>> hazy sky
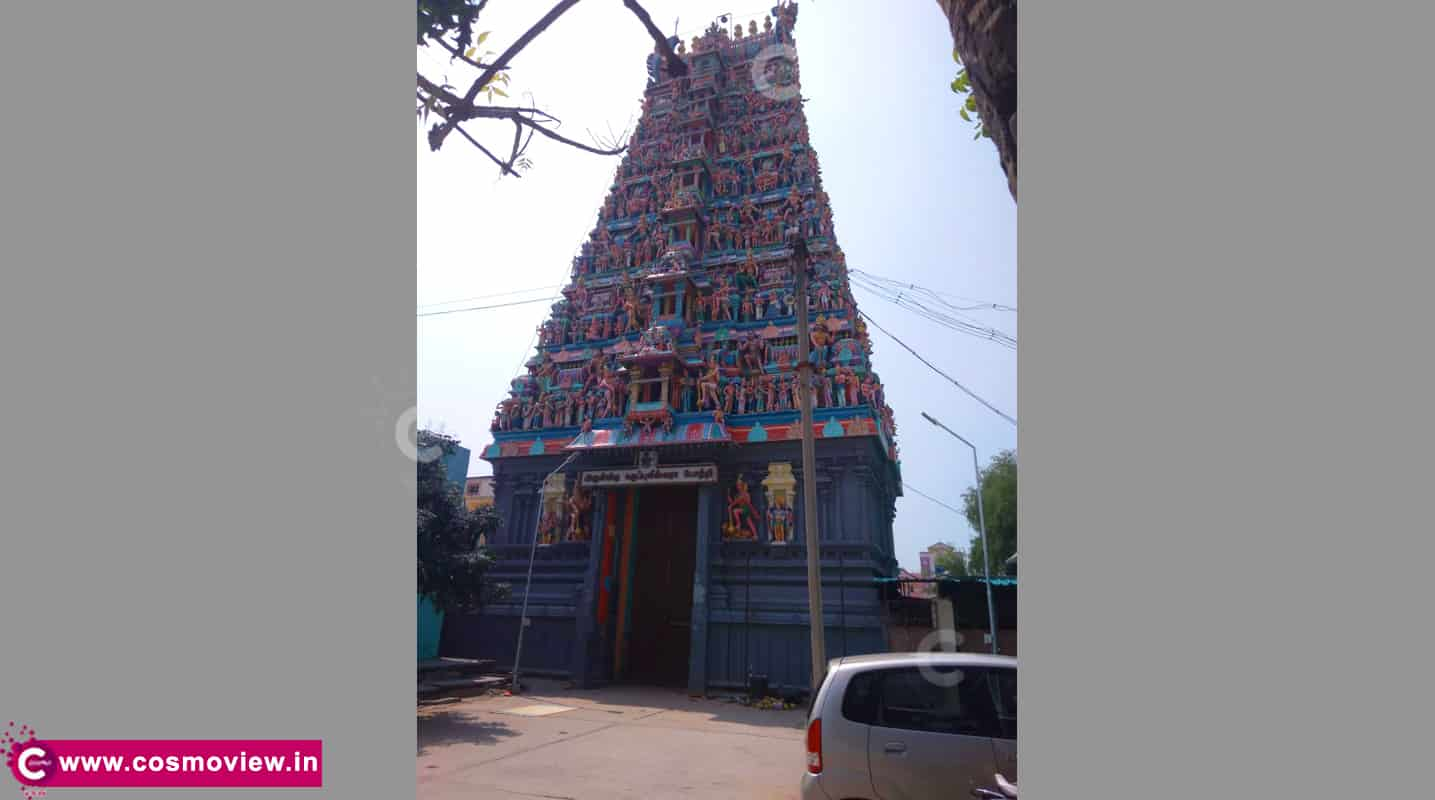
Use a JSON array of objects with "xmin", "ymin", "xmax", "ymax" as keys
[{"xmin": 417, "ymin": 0, "xmax": 1016, "ymax": 572}]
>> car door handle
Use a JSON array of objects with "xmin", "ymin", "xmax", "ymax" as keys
[{"xmin": 883, "ymin": 741, "xmax": 906, "ymax": 754}]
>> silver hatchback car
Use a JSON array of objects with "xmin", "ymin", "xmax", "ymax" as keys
[{"xmin": 801, "ymin": 652, "xmax": 1017, "ymax": 800}]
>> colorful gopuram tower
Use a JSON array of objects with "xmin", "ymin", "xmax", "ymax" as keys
[{"xmin": 448, "ymin": 2, "xmax": 903, "ymax": 693}]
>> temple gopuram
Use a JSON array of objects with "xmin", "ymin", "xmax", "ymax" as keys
[{"xmin": 444, "ymin": 2, "xmax": 903, "ymax": 693}]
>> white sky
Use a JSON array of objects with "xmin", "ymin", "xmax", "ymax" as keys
[{"xmin": 417, "ymin": 0, "xmax": 1016, "ymax": 573}]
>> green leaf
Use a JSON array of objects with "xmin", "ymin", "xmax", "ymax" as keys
[
  {"xmin": 959, "ymin": 107, "xmax": 971, "ymax": 122},
  {"xmin": 477, "ymin": 31, "xmax": 491, "ymax": 47},
  {"xmin": 464, "ymin": 46, "xmax": 476, "ymax": 59},
  {"xmin": 953, "ymin": 48, "xmax": 961, "ymax": 64},
  {"xmin": 951, "ymin": 78, "xmax": 961, "ymax": 93},
  {"xmin": 491, "ymin": 86, "xmax": 508, "ymax": 98}
]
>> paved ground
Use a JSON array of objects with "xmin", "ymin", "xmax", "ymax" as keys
[{"xmin": 418, "ymin": 679, "xmax": 807, "ymax": 799}]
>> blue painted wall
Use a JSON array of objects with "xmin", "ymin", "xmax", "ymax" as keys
[
  {"xmin": 419, "ymin": 443, "xmax": 470, "ymax": 661},
  {"xmin": 418, "ymin": 595, "xmax": 444, "ymax": 660},
  {"xmin": 446, "ymin": 436, "xmax": 900, "ymax": 690}
]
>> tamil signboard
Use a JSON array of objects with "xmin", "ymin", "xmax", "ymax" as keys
[{"xmin": 579, "ymin": 463, "xmax": 718, "ymax": 488}]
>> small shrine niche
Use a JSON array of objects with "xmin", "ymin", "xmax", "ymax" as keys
[
  {"xmin": 537, "ymin": 471, "xmax": 568, "ymax": 546},
  {"xmin": 565, "ymin": 483, "xmax": 592, "ymax": 542},
  {"xmin": 643, "ymin": 257, "xmax": 697, "ymax": 326},
  {"xmin": 670, "ymin": 220, "xmax": 699, "ymax": 248},
  {"xmin": 762, "ymin": 462, "xmax": 797, "ymax": 544},
  {"xmin": 618, "ymin": 324, "xmax": 683, "ymax": 436}
]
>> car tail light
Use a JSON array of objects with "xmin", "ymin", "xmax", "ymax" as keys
[{"xmin": 806, "ymin": 718, "xmax": 822, "ymax": 774}]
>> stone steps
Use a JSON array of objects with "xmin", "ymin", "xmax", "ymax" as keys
[
  {"xmin": 418, "ymin": 658, "xmax": 505, "ymax": 700},
  {"xmin": 417, "ymin": 657, "xmax": 494, "ymax": 676},
  {"xmin": 419, "ymin": 675, "xmax": 508, "ymax": 699}
]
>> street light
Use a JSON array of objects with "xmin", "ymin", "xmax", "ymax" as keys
[
  {"xmin": 511, "ymin": 450, "xmax": 581, "ymax": 692},
  {"xmin": 920, "ymin": 411, "xmax": 998, "ymax": 655}
]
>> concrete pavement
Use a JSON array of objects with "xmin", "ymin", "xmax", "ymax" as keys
[{"xmin": 418, "ymin": 679, "xmax": 807, "ymax": 799}]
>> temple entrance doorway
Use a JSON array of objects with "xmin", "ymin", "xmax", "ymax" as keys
[{"xmin": 622, "ymin": 485, "xmax": 699, "ymax": 687}]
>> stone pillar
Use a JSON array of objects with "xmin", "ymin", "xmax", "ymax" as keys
[
  {"xmin": 571, "ymin": 489, "xmax": 609, "ymax": 687},
  {"xmin": 687, "ymin": 485, "xmax": 716, "ymax": 695},
  {"xmin": 494, "ymin": 474, "xmax": 516, "ymax": 543},
  {"xmin": 935, "ymin": 596, "xmax": 958, "ymax": 653}
]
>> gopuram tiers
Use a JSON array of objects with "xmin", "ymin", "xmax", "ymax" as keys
[
  {"xmin": 485, "ymin": 5, "xmax": 898, "ymax": 470},
  {"xmin": 460, "ymin": 3, "xmax": 904, "ymax": 693}
]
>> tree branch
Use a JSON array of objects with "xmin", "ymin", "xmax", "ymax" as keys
[
  {"xmin": 418, "ymin": 0, "xmax": 670, "ymax": 163},
  {"xmin": 432, "ymin": 35, "xmax": 501, "ymax": 71},
  {"xmin": 622, "ymin": 0, "xmax": 687, "ymax": 77},
  {"xmin": 455, "ymin": 124, "xmax": 522, "ymax": 177},
  {"xmin": 507, "ymin": 110, "xmax": 625, "ymax": 155},
  {"xmin": 430, "ymin": 0, "xmax": 583, "ymax": 151},
  {"xmin": 417, "ymin": 73, "xmax": 560, "ymax": 125}
]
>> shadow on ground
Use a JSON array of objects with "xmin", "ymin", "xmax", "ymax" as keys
[
  {"xmin": 417, "ymin": 703, "xmax": 521, "ymax": 756},
  {"xmin": 519, "ymin": 679, "xmax": 806, "ymax": 733}
]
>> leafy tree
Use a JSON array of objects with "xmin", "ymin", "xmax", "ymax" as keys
[
  {"xmin": 934, "ymin": 547, "xmax": 970, "ymax": 577},
  {"xmin": 417, "ymin": 430, "xmax": 508, "ymax": 613},
  {"xmin": 950, "ymin": 51, "xmax": 990, "ymax": 141},
  {"xmin": 962, "ymin": 450, "xmax": 1016, "ymax": 577},
  {"xmin": 416, "ymin": 0, "xmax": 688, "ymax": 176}
]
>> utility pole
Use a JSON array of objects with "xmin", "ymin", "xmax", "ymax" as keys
[{"xmin": 791, "ymin": 231, "xmax": 826, "ymax": 689}]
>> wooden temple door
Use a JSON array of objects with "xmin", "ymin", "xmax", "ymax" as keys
[{"xmin": 624, "ymin": 486, "xmax": 699, "ymax": 686}]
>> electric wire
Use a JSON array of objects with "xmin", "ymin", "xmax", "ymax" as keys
[
  {"xmin": 849, "ymin": 272, "xmax": 1016, "ymax": 349},
  {"xmin": 901, "ymin": 482, "xmax": 965, "ymax": 517},
  {"xmin": 850, "ymin": 269, "xmax": 1016, "ymax": 313},
  {"xmin": 418, "ymin": 283, "xmax": 565, "ymax": 310},
  {"xmin": 859, "ymin": 310, "xmax": 1017, "ymax": 427},
  {"xmin": 416, "ymin": 295, "xmax": 561, "ymax": 317}
]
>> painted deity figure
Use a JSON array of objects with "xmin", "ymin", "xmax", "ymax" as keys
[
  {"xmin": 698, "ymin": 358, "xmax": 722, "ymax": 411},
  {"xmin": 767, "ymin": 494, "xmax": 793, "ymax": 544},
  {"xmin": 675, "ymin": 370, "xmax": 692, "ymax": 412},
  {"xmin": 566, "ymin": 486, "xmax": 592, "ymax": 542},
  {"xmin": 724, "ymin": 477, "xmax": 760, "ymax": 540},
  {"xmin": 623, "ymin": 289, "xmax": 644, "ymax": 332},
  {"xmin": 596, "ymin": 368, "xmax": 621, "ymax": 417},
  {"xmin": 842, "ymin": 367, "xmax": 861, "ymax": 406},
  {"xmin": 737, "ymin": 252, "xmax": 759, "ymax": 290},
  {"xmin": 809, "ymin": 324, "xmax": 831, "ymax": 367},
  {"xmin": 537, "ymin": 509, "xmax": 561, "ymax": 546},
  {"xmin": 815, "ymin": 280, "xmax": 833, "ymax": 310},
  {"xmin": 742, "ymin": 332, "xmax": 767, "ymax": 373}
]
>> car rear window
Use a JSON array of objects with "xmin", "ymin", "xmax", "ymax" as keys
[
  {"xmin": 990, "ymin": 667, "xmax": 1016, "ymax": 740},
  {"xmin": 841, "ymin": 665, "xmax": 1008, "ymax": 737},
  {"xmin": 841, "ymin": 670, "xmax": 882, "ymax": 725}
]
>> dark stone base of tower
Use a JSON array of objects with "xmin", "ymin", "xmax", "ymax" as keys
[
  {"xmin": 445, "ymin": 3, "xmax": 905, "ymax": 693},
  {"xmin": 442, "ymin": 431, "xmax": 900, "ymax": 693}
]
